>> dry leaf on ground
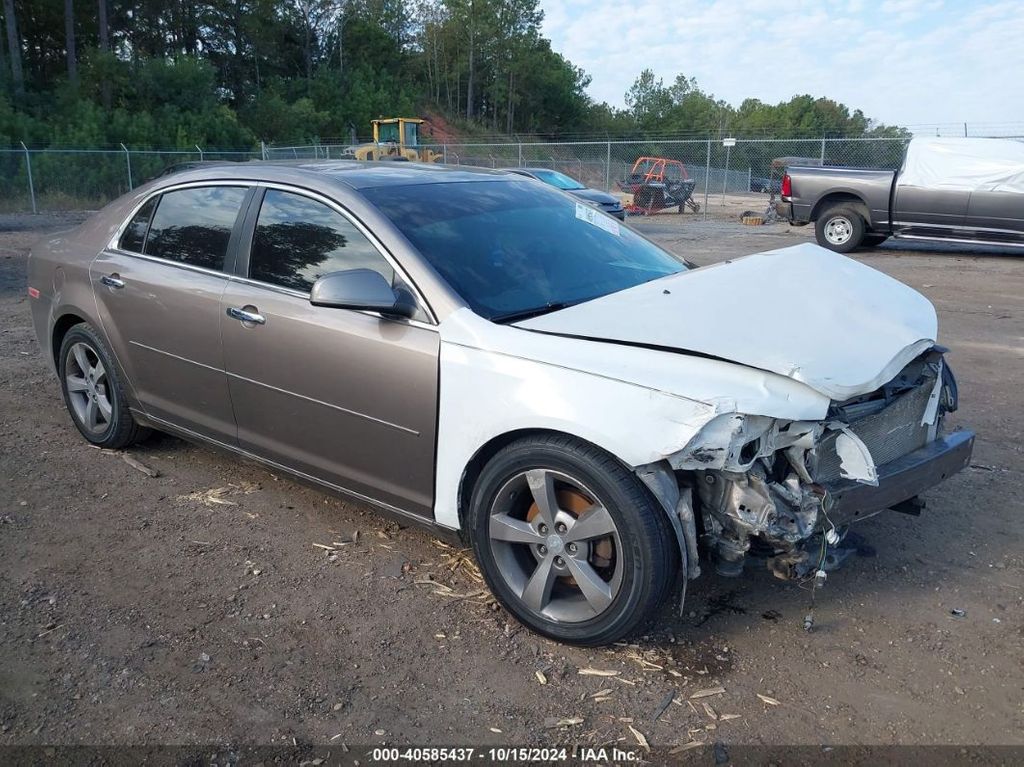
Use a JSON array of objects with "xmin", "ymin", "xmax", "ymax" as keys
[
  {"xmin": 627, "ymin": 724, "xmax": 650, "ymax": 751},
  {"xmin": 578, "ymin": 668, "xmax": 620, "ymax": 677},
  {"xmin": 689, "ymin": 687, "xmax": 726, "ymax": 699}
]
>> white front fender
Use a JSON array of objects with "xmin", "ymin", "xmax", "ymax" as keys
[{"xmin": 432, "ymin": 309, "xmax": 831, "ymax": 530}]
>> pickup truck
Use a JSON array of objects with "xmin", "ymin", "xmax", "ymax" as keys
[{"xmin": 779, "ymin": 137, "xmax": 1024, "ymax": 252}]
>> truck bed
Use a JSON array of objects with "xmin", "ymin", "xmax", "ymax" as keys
[{"xmin": 784, "ymin": 166, "xmax": 896, "ymax": 230}]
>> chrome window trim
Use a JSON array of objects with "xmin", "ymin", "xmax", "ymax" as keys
[
  {"xmin": 107, "ymin": 179, "xmax": 256, "ymax": 254},
  {"xmin": 100, "ymin": 247, "xmax": 234, "ymax": 281},
  {"xmin": 254, "ymin": 182, "xmax": 438, "ymax": 325},
  {"xmin": 108, "ymin": 178, "xmax": 439, "ymax": 326}
]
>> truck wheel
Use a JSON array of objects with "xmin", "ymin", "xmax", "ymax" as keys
[{"xmin": 815, "ymin": 206, "xmax": 865, "ymax": 253}]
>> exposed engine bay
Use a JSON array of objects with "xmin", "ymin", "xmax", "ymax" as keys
[{"xmin": 664, "ymin": 348, "xmax": 959, "ymax": 581}]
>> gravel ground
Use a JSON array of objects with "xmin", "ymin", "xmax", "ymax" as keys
[{"xmin": 0, "ymin": 210, "xmax": 1021, "ymax": 750}]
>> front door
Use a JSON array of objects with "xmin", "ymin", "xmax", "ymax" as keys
[
  {"xmin": 965, "ymin": 191, "xmax": 1024, "ymax": 242},
  {"xmin": 91, "ymin": 184, "xmax": 252, "ymax": 442},
  {"xmin": 220, "ymin": 188, "xmax": 439, "ymax": 517}
]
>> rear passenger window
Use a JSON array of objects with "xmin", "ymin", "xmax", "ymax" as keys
[
  {"xmin": 118, "ymin": 197, "xmax": 156, "ymax": 253},
  {"xmin": 249, "ymin": 190, "xmax": 394, "ymax": 293},
  {"xmin": 144, "ymin": 186, "xmax": 247, "ymax": 270}
]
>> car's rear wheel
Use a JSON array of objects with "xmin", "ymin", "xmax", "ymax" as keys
[
  {"xmin": 58, "ymin": 323, "xmax": 148, "ymax": 449},
  {"xmin": 815, "ymin": 205, "xmax": 865, "ymax": 253},
  {"xmin": 468, "ymin": 435, "xmax": 678, "ymax": 646}
]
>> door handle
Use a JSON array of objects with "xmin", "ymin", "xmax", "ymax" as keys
[
  {"xmin": 101, "ymin": 274, "xmax": 125, "ymax": 289},
  {"xmin": 226, "ymin": 306, "xmax": 266, "ymax": 325}
]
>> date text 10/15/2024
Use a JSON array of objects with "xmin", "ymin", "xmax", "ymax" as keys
[{"xmin": 369, "ymin": 746, "xmax": 642, "ymax": 762}]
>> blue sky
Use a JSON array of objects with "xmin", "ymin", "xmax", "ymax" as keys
[{"xmin": 540, "ymin": 0, "xmax": 1024, "ymax": 130}]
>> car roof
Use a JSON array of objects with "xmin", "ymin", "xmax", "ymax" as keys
[{"xmin": 154, "ymin": 160, "xmax": 515, "ymax": 191}]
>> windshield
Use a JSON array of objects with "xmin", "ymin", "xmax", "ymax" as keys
[
  {"xmin": 363, "ymin": 180, "xmax": 687, "ymax": 321},
  {"xmin": 530, "ymin": 169, "xmax": 585, "ymax": 190}
]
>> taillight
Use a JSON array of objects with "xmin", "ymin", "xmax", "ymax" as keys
[
  {"xmin": 27, "ymin": 287, "xmax": 40, "ymax": 299},
  {"xmin": 781, "ymin": 173, "xmax": 792, "ymax": 198}
]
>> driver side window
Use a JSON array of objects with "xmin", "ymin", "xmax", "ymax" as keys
[{"xmin": 249, "ymin": 190, "xmax": 394, "ymax": 293}]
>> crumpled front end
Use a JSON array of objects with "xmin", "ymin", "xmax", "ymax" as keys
[{"xmin": 667, "ymin": 348, "xmax": 971, "ymax": 579}]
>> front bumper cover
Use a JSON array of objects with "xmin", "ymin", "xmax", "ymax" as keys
[{"xmin": 822, "ymin": 430, "xmax": 975, "ymax": 525}]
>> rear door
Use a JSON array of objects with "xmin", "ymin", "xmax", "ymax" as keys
[
  {"xmin": 91, "ymin": 184, "xmax": 252, "ymax": 442},
  {"xmin": 220, "ymin": 187, "xmax": 439, "ymax": 517}
]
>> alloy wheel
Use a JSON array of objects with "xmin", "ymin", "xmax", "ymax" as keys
[
  {"xmin": 64, "ymin": 341, "xmax": 113, "ymax": 436},
  {"xmin": 487, "ymin": 468, "xmax": 623, "ymax": 623}
]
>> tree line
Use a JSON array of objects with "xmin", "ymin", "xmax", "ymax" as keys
[{"xmin": 0, "ymin": 0, "xmax": 908, "ymax": 150}]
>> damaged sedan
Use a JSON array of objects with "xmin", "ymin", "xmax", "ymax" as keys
[{"xmin": 28, "ymin": 162, "xmax": 973, "ymax": 646}]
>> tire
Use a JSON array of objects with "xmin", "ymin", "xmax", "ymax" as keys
[
  {"xmin": 861, "ymin": 234, "xmax": 888, "ymax": 247},
  {"xmin": 815, "ymin": 205, "xmax": 865, "ymax": 253},
  {"xmin": 468, "ymin": 435, "xmax": 679, "ymax": 646},
  {"xmin": 58, "ymin": 322, "xmax": 149, "ymax": 449},
  {"xmin": 633, "ymin": 187, "xmax": 653, "ymax": 211}
]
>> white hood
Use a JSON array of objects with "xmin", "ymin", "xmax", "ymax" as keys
[{"xmin": 516, "ymin": 243, "xmax": 938, "ymax": 401}]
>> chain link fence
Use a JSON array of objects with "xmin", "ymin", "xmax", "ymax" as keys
[
  {"xmin": 257, "ymin": 136, "xmax": 913, "ymax": 218},
  {"xmin": 6, "ymin": 134, "xmax": 1013, "ymax": 215},
  {"xmin": 0, "ymin": 146, "xmax": 262, "ymax": 214}
]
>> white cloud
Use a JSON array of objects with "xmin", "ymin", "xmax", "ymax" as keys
[{"xmin": 540, "ymin": 0, "xmax": 1024, "ymax": 129}]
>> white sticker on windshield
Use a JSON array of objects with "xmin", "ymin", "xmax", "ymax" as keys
[{"xmin": 575, "ymin": 202, "xmax": 621, "ymax": 236}]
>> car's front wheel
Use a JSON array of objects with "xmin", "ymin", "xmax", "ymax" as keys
[
  {"xmin": 468, "ymin": 435, "xmax": 678, "ymax": 646},
  {"xmin": 58, "ymin": 323, "xmax": 149, "ymax": 449}
]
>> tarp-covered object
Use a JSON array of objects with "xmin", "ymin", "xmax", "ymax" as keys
[{"xmin": 900, "ymin": 137, "xmax": 1024, "ymax": 193}]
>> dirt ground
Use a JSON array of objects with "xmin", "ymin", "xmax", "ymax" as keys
[{"xmin": 0, "ymin": 210, "xmax": 1021, "ymax": 752}]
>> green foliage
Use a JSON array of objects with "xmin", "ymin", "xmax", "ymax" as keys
[
  {"xmin": 620, "ymin": 70, "xmax": 910, "ymax": 141},
  {"xmin": 0, "ymin": 0, "xmax": 906, "ymax": 152}
]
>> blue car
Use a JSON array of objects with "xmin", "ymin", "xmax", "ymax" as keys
[{"xmin": 508, "ymin": 168, "xmax": 626, "ymax": 220}]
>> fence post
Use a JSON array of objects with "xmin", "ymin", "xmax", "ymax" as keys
[
  {"xmin": 196, "ymin": 144, "xmax": 204, "ymax": 161},
  {"xmin": 121, "ymin": 143, "xmax": 133, "ymax": 190},
  {"xmin": 747, "ymin": 167, "xmax": 751, "ymax": 193},
  {"xmin": 703, "ymin": 139, "xmax": 711, "ymax": 221},
  {"xmin": 722, "ymin": 143, "xmax": 731, "ymax": 203},
  {"xmin": 261, "ymin": 140, "xmax": 267, "ymax": 161},
  {"xmin": 443, "ymin": 144, "xmax": 448, "ymax": 165},
  {"xmin": 605, "ymin": 141, "xmax": 611, "ymax": 192},
  {"xmin": 820, "ymin": 136, "xmax": 826, "ymax": 164},
  {"xmin": 20, "ymin": 142, "xmax": 37, "ymax": 214},
  {"xmin": 517, "ymin": 142, "xmax": 522, "ymax": 167}
]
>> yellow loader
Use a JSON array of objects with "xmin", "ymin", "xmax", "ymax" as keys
[{"xmin": 343, "ymin": 118, "xmax": 443, "ymax": 162}]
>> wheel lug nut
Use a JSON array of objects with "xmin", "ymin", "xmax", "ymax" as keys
[
  {"xmin": 556, "ymin": 522, "xmax": 567, "ymax": 534},
  {"xmin": 538, "ymin": 545, "xmax": 548, "ymax": 555},
  {"xmin": 567, "ymin": 543, "xmax": 577, "ymax": 554},
  {"xmin": 538, "ymin": 524, "xmax": 548, "ymax": 534},
  {"xmin": 554, "ymin": 556, "xmax": 564, "ymax": 566}
]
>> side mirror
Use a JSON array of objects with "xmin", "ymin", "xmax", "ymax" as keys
[{"xmin": 310, "ymin": 269, "xmax": 417, "ymax": 319}]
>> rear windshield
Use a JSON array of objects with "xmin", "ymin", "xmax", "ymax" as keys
[{"xmin": 362, "ymin": 180, "xmax": 686, "ymax": 321}]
